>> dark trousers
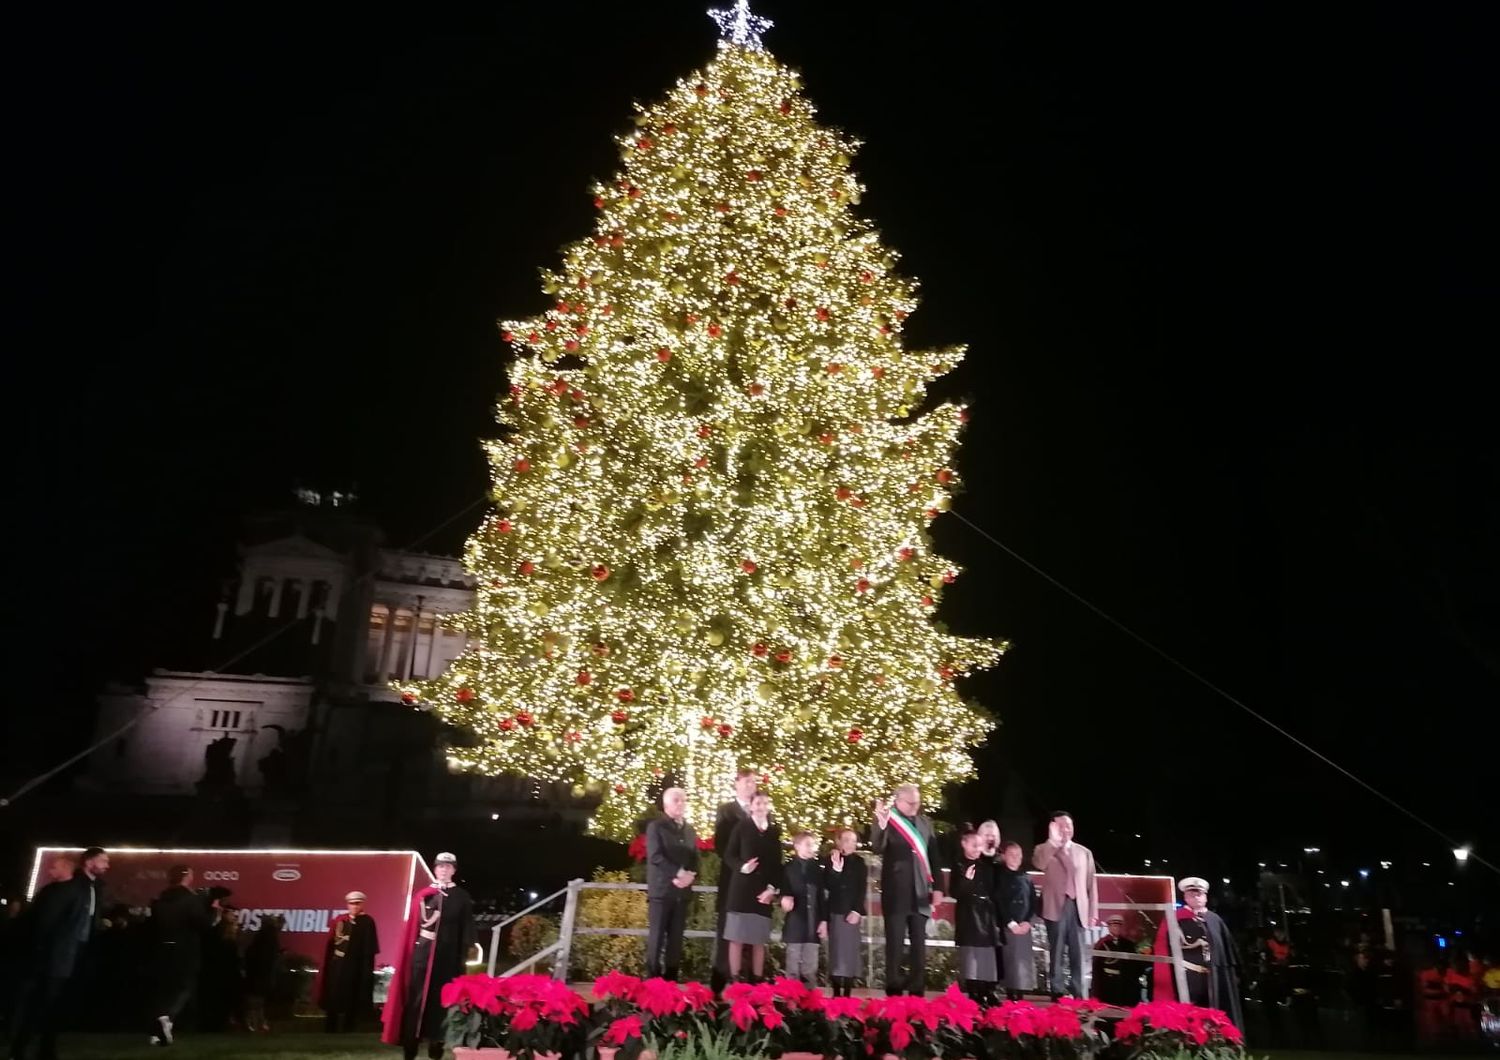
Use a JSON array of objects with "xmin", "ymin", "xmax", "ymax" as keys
[
  {"xmin": 152, "ymin": 955, "xmax": 197, "ymax": 1021},
  {"xmin": 1045, "ymin": 898, "xmax": 1085, "ymax": 998},
  {"xmin": 9, "ymin": 975, "xmax": 67, "ymax": 1060},
  {"xmin": 884, "ymin": 912, "xmax": 927, "ymax": 995},
  {"xmin": 646, "ymin": 893, "xmax": 690, "ymax": 979}
]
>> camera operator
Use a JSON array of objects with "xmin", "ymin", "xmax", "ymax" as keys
[{"xmin": 148, "ymin": 865, "xmax": 218, "ymax": 1046}]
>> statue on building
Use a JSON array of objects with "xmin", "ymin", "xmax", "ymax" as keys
[{"xmin": 199, "ymin": 735, "xmax": 238, "ymax": 793}]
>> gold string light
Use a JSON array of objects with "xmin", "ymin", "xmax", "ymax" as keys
[{"xmin": 399, "ymin": 36, "xmax": 1007, "ymax": 839}]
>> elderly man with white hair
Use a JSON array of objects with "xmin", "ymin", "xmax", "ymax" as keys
[
  {"xmin": 644, "ymin": 786, "xmax": 700, "ymax": 980},
  {"xmin": 873, "ymin": 783, "xmax": 944, "ymax": 995}
]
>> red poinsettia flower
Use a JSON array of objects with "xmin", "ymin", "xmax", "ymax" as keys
[
  {"xmin": 593, "ymin": 970, "xmax": 641, "ymax": 1003},
  {"xmin": 605, "ymin": 1015, "xmax": 643, "ymax": 1045},
  {"xmin": 626, "ymin": 833, "xmax": 647, "ymax": 862}
]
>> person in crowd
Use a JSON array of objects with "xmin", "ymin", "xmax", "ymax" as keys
[
  {"xmin": 1032, "ymin": 811, "xmax": 1097, "ymax": 999},
  {"xmin": 780, "ymin": 831, "xmax": 824, "ymax": 986},
  {"xmin": 43, "ymin": 859, "xmax": 74, "ymax": 887},
  {"xmin": 722, "ymin": 790, "xmax": 782, "ymax": 983},
  {"xmin": 1151, "ymin": 877, "xmax": 1243, "ymax": 1028},
  {"xmin": 644, "ymin": 788, "xmax": 699, "ymax": 981},
  {"xmin": 382, "ymin": 852, "xmax": 477, "ymax": 1060},
  {"xmin": 148, "ymin": 864, "xmax": 217, "ymax": 1046},
  {"xmin": 1092, "ymin": 914, "xmax": 1144, "ymax": 1007},
  {"xmin": 241, "ymin": 914, "xmax": 283, "ymax": 1034},
  {"xmin": 949, "ymin": 825, "xmax": 1000, "ymax": 1004},
  {"xmin": 873, "ymin": 784, "xmax": 944, "ymax": 996},
  {"xmin": 995, "ymin": 841, "xmax": 1037, "ymax": 1000},
  {"xmin": 822, "ymin": 828, "xmax": 866, "ymax": 998},
  {"xmin": 1447, "ymin": 953, "xmax": 1481, "ymax": 1042},
  {"xmin": 977, "ymin": 821, "xmax": 1002, "ymax": 860},
  {"xmin": 7, "ymin": 846, "xmax": 109, "ymax": 1060},
  {"xmin": 316, "ymin": 890, "xmax": 381, "ymax": 1032},
  {"xmin": 712, "ymin": 768, "xmax": 759, "ymax": 993},
  {"xmin": 196, "ymin": 905, "xmax": 243, "ymax": 1032}
]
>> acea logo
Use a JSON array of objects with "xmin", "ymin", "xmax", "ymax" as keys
[
  {"xmin": 202, "ymin": 871, "xmax": 240, "ymax": 882},
  {"xmin": 272, "ymin": 866, "xmax": 302, "ymax": 882}
]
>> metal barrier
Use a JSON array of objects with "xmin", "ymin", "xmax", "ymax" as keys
[{"xmin": 488, "ymin": 877, "xmax": 1190, "ymax": 999}]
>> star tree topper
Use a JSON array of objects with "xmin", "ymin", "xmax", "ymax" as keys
[{"xmin": 709, "ymin": 0, "xmax": 773, "ymax": 51}]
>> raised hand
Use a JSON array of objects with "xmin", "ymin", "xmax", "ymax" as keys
[
  {"xmin": 780, "ymin": 895, "xmax": 795, "ymax": 912},
  {"xmin": 741, "ymin": 856, "xmax": 760, "ymax": 874},
  {"xmin": 830, "ymin": 850, "xmax": 844, "ymax": 872},
  {"xmin": 874, "ymin": 798, "xmax": 890, "ymax": 827},
  {"xmin": 1048, "ymin": 819, "xmax": 1064, "ymax": 846}
]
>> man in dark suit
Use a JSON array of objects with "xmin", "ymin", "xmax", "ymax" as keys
[
  {"xmin": 872, "ymin": 785, "xmax": 944, "ymax": 995},
  {"xmin": 644, "ymin": 787, "xmax": 700, "ymax": 980},
  {"xmin": 148, "ymin": 865, "xmax": 216, "ymax": 1046},
  {"xmin": 8, "ymin": 846, "xmax": 109, "ymax": 1060},
  {"xmin": 711, "ymin": 768, "xmax": 758, "ymax": 992}
]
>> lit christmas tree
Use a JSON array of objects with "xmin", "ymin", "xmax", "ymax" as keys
[{"xmin": 403, "ymin": 2, "xmax": 1006, "ymax": 838}]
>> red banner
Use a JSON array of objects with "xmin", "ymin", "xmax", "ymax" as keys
[{"xmin": 29, "ymin": 847, "xmax": 433, "ymax": 965}]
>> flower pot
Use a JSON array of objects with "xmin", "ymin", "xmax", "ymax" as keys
[{"xmin": 453, "ymin": 1050, "xmax": 512, "ymax": 1060}]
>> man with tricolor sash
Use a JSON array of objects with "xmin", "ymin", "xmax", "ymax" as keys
[{"xmin": 873, "ymin": 783, "xmax": 944, "ymax": 995}]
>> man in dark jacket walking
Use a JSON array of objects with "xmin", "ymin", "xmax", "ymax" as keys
[
  {"xmin": 645, "ymin": 787, "xmax": 700, "ymax": 980},
  {"xmin": 148, "ymin": 866, "xmax": 216, "ymax": 1046},
  {"xmin": 7, "ymin": 847, "xmax": 109, "ymax": 1060}
]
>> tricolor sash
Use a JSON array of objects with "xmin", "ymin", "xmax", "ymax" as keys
[{"xmin": 888, "ymin": 811, "xmax": 932, "ymax": 882}]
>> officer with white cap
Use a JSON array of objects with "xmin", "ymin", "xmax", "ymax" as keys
[
  {"xmin": 1151, "ymin": 876, "xmax": 1245, "ymax": 1029},
  {"xmin": 1091, "ymin": 911, "xmax": 1145, "ymax": 1007},
  {"xmin": 317, "ymin": 887, "xmax": 380, "ymax": 1032},
  {"xmin": 382, "ymin": 852, "xmax": 476, "ymax": 1059}
]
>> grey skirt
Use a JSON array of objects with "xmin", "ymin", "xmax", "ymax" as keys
[
  {"xmin": 723, "ymin": 911, "xmax": 771, "ymax": 945},
  {"xmin": 827, "ymin": 916, "xmax": 862, "ymax": 978},
  {"xmin": 1001, "ymin": 930, "xmax": 1037, "ymax": 990},
  {"xmin": 959, "ymin": 945, "xmax": 997, "ymax": 982}
]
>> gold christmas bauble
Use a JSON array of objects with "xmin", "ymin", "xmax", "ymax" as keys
[
  {"xmin": 706, "ymin": 629, "xmax": 726, "ymax": 647},
  {"xmin": 756, "ymin": 681, "xmax": 776, "ymax": 702}
]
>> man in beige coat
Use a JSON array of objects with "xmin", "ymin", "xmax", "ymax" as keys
[{"xmin": 1031, "ymin": 811, "xmax": 1098, "ymax": 998}]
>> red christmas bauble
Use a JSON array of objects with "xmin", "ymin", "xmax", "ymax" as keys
[
  {"xmin": 527, "ymin": 331, "xmax": 541, "ymax": 343},
  {"xmin": 662, "ymin": 123, "xmax": 677, "ymax": 135},
  {"xmin": 636, "ymin": 137, "xmax": 654, "ymax": 151},
  {"xmin": 611, "ymin": 708, "xmax": 629, "ymax": 724},
  {"xmin": 826, "ymin": 362, "xmax": 843, "ymax": 375},
  {"xmin": 697, "ymin": 424, "xmax": 713, "ymax": 438},
  {"xmin": 943, "ymin": 570, "xmax": 956, "ymax": 584},
  {"xmin": 573, "ymin": 417, "xmax": 590, "ymax": 429},
  {"xmin": 774, "ymin": 205, "xmax": 787, "ymax": 217},
  {"xmin": 614, "ymin": 783, "xmax": 628, "ymax": 794},
  {"xmin": 871, "ymin": 366, "xmax": 886, "ymax": 379},
  {"xmin": 575, "ymin": 323, "xmax": 590, "ymax": 336},
  {"xmin": 746, "ymin": 170, "xmax": 762, "ymax": 182},
  {"xmin": 779, "ymin": 100, "xmax": 792, "ymax": 115},
  {"xmin": 816, "ymin": 307, "xmax": 831, "ymax": 321},
  {"xmin": 818, "ymin": 432, "xmax": 835, "ymax": 445},
  {"xmin": 741, "ymin": 559, "xmax": 758, "ymax": 575},
  {"xmin": 591, "ymin": 564, "xmax": 611, "ymax": 581},
  {"xmin": 835, "ymin": 486, "xmax": 852, "ymax": 501},
  {"xmin": 693, "ymin": 456, "xmax": 708, "ymax": 469},
  {"xmin": 593, "ymin": 196, "xmax": 604, "ymax": 208},
  {"xmin": 401, "ymin": 692, "xmax": 417, "ymax": 705},
  {"xmin": 747, "ymin": 382, "xmax": 765, "ymax": 396},
  {"xmin": 725, "ymin": 271, "xmax": 740, "ymax": 285},
  {"xmin": 591, "ymin": 641, "xmax": 610, "ymax": 657},
  {"xmin": 937, "ymin": 469, "xmax": 953, "ymax": 484},
  {"xmin": 514, "ymin": 458, "xmax": 531, "ymax": 474},
  {"xmin": 717, "ymin": 723, "xmax": 733, "ymax": 737},
  {"xmin": 921, "ymin": 595, "xmax": 934, "ymax": 608},
  {"xmin": 828, "ymin": 655, "xmax": 844, "ymax": 669},
  {"xmin": 499, "ymin": 717, "xmax": 516, "ymax": 731},
  {"xmin": 847, "ymin": 728, "xmax": 863, "ymax": 743},
  {"xmin": 775, "ymin": 650, "xmax": 792, "ymax": 664},
  {"xmin": 518, "ymin": 561, "xmax": 535, "ymax": 576},
  {"xmin": 899, "ymin": 547, "xmax": 915, "ymax": 562},
  {"xmin": 700, "ymin": 715, "xmax": 716, "ymax": 729},
  {"xmin": 939, "ymin": 665, "xmax": 955, "ymax": 680},
  {"xmin": 616, "ymin": 687, "xmax": 635, "ymax": 703},
  {"xmin": 856, "ymin": 579, "xmax": 871, "ymax": 593},
  {"xmin": 501, "ymin": 330, "xmax": 515, "ymax": 342},
  {"xmin": 576, "ymin": 671, "xmax": 592, "ymax": 686},
  {"xmin": 694, "ymin": 83, "xmax": 710, "ymax": 97},
  {"xmin": 517, "ymin": 711, "xmax": 534, "ymax": 727},
  {"xmin": 859, "ymin": 270, "xmax": 874, "ymax": 284},
  {"xmin": 557, "ymin": 301, "xmax": 571, "ymax": 314},
  {"xmin": 925, "ymin": 508, "xmax": 939, "ymax": 520},
  {"xmin": 656, "ymin": 348, "xmax": 672, "ymax": 362},
  {"xmin": 707, "ymin": 323, "xmax": 723, "ymax": 338},
  {"xmin": 959, "ymin": 409, "xmax": 970, "ymax": 423},
  {"xmin": 751, "ymin": 642, "xmax": 768, "ymax": 657},
  {"xmin": 545, "ymin": 320, "xmax": 558, "ymax": 332},
  {"xmin": 563, "ymin": 340, "xmax": 579, "ymax": 351},
  {"xmin": 455, "ymin": 687, "xmax": 475, "ymax": 703},
  {"xmin": 874, "ymin": 674, "xmax": 887, "ymax": 686}
]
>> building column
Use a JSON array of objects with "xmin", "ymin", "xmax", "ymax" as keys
[
  {"xmin": 268, "ymin": 578, "xmax": 285, "ymax": 619},
  {"xmin": 376, "ymin": 605, "xmax": 398, "ymax": 682},
  {"xmin": 212, "ymin": 601, "xmax": 228, "ymax": 640},
  {"xmin": 425, "ymin": 619, "xmax": 441, "ymax": 677},
  {"xmin": 294, "ymin": 578, "xmax": 311, "ymax": 619}
]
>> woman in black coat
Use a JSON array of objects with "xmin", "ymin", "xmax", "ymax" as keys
[
  {"xmin": 721, "ymin": 791, "xmax": 783, "ymax": 981},
  {"xmin": 995, "ymin": 842, "xmax": 1038, "ymax": 999}
]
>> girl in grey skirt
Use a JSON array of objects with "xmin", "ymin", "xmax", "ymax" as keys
[
  {"xmin": 722, "ymin": 791, "xmax": 783, "ymax": 980},
  {"xmin": 996, "ymin": 840, "xmax": 1039, "ymax": 999},
  {"xmin": 822, "ymin": 828, "xmax": 868, "ymax": 996},
  {"xmin": 950, "ymin": 825, "xmax": 1001, "ymax": 1004}
]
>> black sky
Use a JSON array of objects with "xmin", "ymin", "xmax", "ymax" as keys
[{"xmin": 7, "ymin": 3, "xmax": 1496, "ymax": 876}]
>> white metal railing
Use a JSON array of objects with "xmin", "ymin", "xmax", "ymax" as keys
[{"xmin": 488, "ymin": 877, "xmax": 1189, "ymax": 1001}]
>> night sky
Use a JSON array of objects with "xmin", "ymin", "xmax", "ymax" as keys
[{"xmin": 8, "ymin": 4, "xmax": 1496, "ymax": 879}]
